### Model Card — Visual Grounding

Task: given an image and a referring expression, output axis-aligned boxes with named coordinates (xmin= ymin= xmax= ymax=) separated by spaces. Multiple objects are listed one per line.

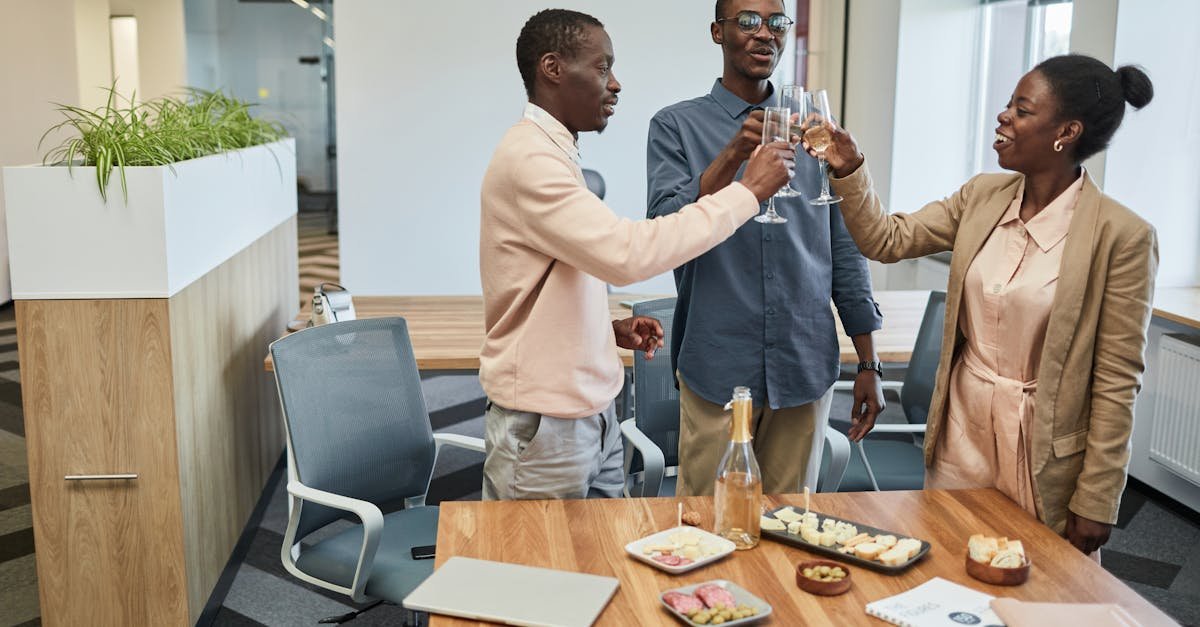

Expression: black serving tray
xmin=760 ymin=506 xmax=931 ymax=574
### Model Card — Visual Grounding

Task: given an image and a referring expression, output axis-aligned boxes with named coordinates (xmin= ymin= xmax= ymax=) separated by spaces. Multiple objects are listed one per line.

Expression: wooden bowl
xmin=795 ymin=560 xmax=852 ymax=596
xmin=965 ymin=552 xmax=1031 ymax=586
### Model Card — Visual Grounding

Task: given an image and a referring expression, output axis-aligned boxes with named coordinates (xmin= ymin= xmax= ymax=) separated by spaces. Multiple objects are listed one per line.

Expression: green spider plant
xmin=39 ymin=86 xmax=287 ymax=203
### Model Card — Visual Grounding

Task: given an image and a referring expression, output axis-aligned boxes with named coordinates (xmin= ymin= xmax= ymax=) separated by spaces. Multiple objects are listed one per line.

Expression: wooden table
xmin=1153 ymin=287 xmax=1200 ymax=329
xmin=430 ymin=490 xmax=1175 ymax=626
xmin=264 ymin=290 xmax=931 ymax=371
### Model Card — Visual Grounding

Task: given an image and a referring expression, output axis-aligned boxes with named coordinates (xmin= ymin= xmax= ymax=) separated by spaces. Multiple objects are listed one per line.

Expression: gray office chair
xmin=620 ymin=298 xmax=851 ymax=497
xmin=270 ymin=318 xmax=485 ymax=622
xmin=582 ymin=168 xmax=606 ymax=200
xmin=837 ymin=290 xmax=946 ymax=491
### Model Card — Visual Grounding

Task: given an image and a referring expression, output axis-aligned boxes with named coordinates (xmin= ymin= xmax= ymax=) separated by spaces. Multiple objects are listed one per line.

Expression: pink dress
xmin=926 ymin=174 xmax=1084 ymax=518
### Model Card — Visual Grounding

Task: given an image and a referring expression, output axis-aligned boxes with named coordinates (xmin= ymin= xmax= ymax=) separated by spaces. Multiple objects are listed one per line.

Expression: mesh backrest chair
xmin=582 ymin=168 xmax=606 ymax=200
xmin=622 ymin=298 xmax=680 ymax=496
xmin=842 ymin=290 xmax=946 ymax=491
xmin=270 ymin=317 xmax=484 ymax=619
xmin=620 ymin=298 xmax=851 ymax=496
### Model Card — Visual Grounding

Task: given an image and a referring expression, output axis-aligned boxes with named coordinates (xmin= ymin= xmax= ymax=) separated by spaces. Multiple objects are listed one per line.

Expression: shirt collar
xmin=709 ymin=78 xmax=776 ymax=119
xmin=523 ymin=102 xmax=580 ymax=164
xmin=999 ymin=170 xmax=1086 ymax=252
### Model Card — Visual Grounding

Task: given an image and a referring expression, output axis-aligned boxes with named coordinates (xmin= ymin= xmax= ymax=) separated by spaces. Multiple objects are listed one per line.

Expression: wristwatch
xmin=857 ymin=361 xmax=883 ymax=377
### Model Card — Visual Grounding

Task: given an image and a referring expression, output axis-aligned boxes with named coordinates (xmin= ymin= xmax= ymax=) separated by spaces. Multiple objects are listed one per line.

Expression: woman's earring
xmin=1053 ymin=139 xmax=1064 ymax=152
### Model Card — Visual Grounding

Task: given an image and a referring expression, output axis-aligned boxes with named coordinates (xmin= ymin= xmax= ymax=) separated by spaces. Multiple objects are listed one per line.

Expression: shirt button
xmin=766 ymin=343 xmax=775 ymax=350
xmin=766 ymin=271 xmax=775 ymax=280
xmin=764 ymin=234 xmax=772 ymax=242
xmin=992 ymin=284 xmax=1002 ymax=294
xmin=767 ymin=308 xmax=776 ymax=315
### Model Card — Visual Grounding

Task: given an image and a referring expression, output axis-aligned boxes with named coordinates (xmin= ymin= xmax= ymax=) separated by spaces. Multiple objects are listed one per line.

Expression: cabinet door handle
xmin=64 ymin=474 xmax=138 ymax=481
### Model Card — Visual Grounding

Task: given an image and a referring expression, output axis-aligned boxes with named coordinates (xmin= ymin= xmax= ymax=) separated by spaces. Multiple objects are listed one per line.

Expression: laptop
xmin=402 ymin=557 xmax=620 ymax=627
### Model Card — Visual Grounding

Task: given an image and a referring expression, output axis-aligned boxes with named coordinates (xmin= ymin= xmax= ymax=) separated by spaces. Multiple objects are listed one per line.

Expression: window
xmin=972 ymin=0 xmax=1073 ymax=173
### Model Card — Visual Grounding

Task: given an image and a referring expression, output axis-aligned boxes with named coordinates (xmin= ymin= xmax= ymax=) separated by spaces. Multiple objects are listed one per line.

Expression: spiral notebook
xmin=865 ymin=577 xmax=1005 ymax=627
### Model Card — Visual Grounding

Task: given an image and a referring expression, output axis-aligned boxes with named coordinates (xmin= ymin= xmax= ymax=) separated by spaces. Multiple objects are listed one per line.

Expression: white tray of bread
xmin=760 ymin=505 xmax=930 ymax=573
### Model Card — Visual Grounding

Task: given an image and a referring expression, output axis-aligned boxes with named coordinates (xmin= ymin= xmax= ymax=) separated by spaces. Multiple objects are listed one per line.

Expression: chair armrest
xmin=434 ymin=433 xmax=486 ymax=454
xmin=820 ymin=426 xmax=851 ymax=493
xmin=620 ymin=418 xmax=666 ymax=498
xmin=282 ymin=481 xmax=384 ymax=602
xmin=867 ymin=424 xmax=927 ymax=434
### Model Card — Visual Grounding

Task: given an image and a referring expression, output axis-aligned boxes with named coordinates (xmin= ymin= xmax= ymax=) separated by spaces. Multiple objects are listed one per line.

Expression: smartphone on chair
xmin=411 ymin=544 xmax=436 ymax=560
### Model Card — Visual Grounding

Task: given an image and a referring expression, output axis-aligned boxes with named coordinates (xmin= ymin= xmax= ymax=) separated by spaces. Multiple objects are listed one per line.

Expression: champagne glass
xmin=773 ymin=84 xmax=804 ymax=198
xmin=754 ymin=107 xmax=790 ymax=224
xmin=803 ymin=89 xmax=843 ymax=206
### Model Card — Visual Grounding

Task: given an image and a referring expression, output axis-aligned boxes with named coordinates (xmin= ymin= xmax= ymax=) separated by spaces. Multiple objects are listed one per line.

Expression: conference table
xmin=428 ymin=489 xmax=1176 ymax=626
xmin=264 ymin=290 xmax=932 ymax=372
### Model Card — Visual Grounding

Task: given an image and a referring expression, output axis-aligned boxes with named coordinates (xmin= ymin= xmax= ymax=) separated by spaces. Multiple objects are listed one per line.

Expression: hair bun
xmin=1117 ymin=65 xmax=1153 ymax=110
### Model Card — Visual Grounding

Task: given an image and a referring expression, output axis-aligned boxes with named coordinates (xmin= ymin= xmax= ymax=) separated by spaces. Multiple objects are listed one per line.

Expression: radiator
xmin=1149 ymin=334 xmax=1200 ymax=487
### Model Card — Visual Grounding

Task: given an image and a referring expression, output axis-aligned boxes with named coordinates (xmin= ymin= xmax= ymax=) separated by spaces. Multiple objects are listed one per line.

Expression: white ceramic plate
xmin=659 ymin=579 xmax=772 ymax=625
xmin=624 ymin=526 xmax=736 ymax=574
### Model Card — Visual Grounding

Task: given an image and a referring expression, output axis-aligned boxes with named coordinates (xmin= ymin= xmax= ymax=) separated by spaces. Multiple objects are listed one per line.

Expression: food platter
xmin=625 ymin=526 xmax=736 ymax=574
xmin=760 ymin=506 xmax=930 ymax=573
xmin=659 ymin=580 xmax=772 ymax=625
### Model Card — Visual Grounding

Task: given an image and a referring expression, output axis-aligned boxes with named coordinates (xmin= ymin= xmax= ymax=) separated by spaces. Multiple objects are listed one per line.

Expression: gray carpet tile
xmin=0 ymin=433 xmax=31 ymax=491
xmin=0 ymin=393 xmax=26 ymax=440
xmin=0 ymin=483 xmax=30 ymax=511
xmin=1107 ymin=499 xmax=1200 ymax=566
xmin=0 ymin=554 xmax=40 ymax=627
xmin=209 ymin=607 xmax=267 ymax=627
xmin=257 ymin=477 xmax=291 ymax=537
xmin=1124 ymin=579 xmax=1200 ymax=627
xmin=419 ymin=374 xmax=486 ymax=411
xmin=0 ymin=528 xmax=35 ymax=563
xmin=1170 ymin=541 xmax=1200 ymax=596
xmin=221 ymin=564 xmax=356 ymax=626
xmin=1101 ymin=549 xmax=1183 ymax=588
xmin=0 ymin=505 xmax=32 ymax=537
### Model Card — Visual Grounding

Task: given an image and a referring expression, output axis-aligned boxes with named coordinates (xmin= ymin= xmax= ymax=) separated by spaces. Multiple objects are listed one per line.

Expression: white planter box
xmin=3 ymin=138 xmax=296 ymax=299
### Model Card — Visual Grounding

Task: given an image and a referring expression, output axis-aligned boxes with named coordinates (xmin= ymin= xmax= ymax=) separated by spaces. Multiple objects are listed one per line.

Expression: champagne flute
xmin=754 ymin=107 xmax=790 ymax=224
xmin=773 ymin=84 xmax=804 ymax=198
xmin=803 ymin=89 xmax=843 ymax=206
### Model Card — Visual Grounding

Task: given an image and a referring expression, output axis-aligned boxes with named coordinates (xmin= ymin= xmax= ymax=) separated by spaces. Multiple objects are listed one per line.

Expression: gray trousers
xmin=482 ymin=401 xmax=624 ymax=500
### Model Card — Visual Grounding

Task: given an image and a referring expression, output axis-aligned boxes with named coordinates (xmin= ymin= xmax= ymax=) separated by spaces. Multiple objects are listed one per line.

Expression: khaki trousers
xmin=481 ymin=401 xmax=624 ymax=500
xmin=677 ymin=375 xmax=833 ymax=496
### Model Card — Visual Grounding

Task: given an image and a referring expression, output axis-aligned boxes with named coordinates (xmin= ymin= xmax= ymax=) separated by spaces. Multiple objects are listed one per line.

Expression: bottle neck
xmin=730 ymin=397 xmax=752 ymax=443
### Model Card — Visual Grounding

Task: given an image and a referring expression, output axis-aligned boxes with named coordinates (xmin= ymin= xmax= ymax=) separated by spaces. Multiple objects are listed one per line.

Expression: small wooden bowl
xmin=965 ymin=553 xmax=1031 ymax=586
xmin=796 ymin=560 xmax=852 ymax=596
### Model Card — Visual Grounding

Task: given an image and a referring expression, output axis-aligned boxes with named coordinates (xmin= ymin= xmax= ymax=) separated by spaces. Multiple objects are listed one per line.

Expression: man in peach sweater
xmin=478 ymin=9 xmax=794 ymax=500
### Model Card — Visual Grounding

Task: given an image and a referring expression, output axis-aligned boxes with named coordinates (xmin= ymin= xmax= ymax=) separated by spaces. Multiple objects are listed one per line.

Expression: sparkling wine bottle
xmin=713 ymin=386 xmax=763 ymax=550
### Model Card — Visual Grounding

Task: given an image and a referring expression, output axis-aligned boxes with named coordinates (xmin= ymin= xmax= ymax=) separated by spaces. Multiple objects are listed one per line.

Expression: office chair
xmin=270 ymin=318 xmax=485 ymax=624
xmin=836 ymin=290 xmax=946 ymax=491
xmin=620 ymin=298 xmax=851 ymax=497
xmin=582 ymin=168 xmax=606 ymax=200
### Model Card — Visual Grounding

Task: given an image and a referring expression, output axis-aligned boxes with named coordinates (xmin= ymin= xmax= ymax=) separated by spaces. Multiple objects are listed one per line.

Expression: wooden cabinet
xmin=18 ymin=219 xmax=297 ymax=625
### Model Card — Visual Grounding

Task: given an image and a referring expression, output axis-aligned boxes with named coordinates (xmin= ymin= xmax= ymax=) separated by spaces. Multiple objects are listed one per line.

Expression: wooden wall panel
xmin=169 ymin=217 xmax=298 ymax=622
xmin=17 ymin=299 xmax=189 ymax=626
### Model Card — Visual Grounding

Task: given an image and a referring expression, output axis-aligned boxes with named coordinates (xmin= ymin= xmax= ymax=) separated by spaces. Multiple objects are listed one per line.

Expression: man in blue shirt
xmin=646 ymin=0 xmax=885 ymax=496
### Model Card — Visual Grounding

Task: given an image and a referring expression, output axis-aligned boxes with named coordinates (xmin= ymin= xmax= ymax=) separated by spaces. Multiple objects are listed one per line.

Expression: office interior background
xmin=1 ymin=0 xmax=1198 ymax=625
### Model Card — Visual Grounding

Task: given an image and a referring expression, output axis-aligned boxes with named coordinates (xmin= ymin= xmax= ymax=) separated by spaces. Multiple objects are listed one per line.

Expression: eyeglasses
xmin=716 ymin=11 xmax=795 ymax=36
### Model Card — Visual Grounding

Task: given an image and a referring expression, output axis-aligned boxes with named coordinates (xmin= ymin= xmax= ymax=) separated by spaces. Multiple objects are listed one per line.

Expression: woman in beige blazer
xmin=809 ymin=55 xmax=1157 ymax=555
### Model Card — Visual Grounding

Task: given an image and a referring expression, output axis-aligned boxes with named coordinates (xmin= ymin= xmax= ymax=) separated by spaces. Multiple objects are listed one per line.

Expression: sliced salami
xmin=662 ymin=591 xmax=704 ymax=614
xmin=652 ymin=554 xmax=683 ymax=566
xmin=694 ymin=583 xmax=737 ymax=609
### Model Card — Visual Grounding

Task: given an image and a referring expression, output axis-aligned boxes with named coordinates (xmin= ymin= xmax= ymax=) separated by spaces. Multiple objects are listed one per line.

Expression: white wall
xmin=109 ymin=0 xmax=187 ymax=101
xmin=0 ymin=0 xmax=100 ymax=304
xmin=337 ymin=1 xmax=795 ymax=296
xmin=1068 ymin=0 xmax=1118 ymax=185
xmin=1105 ymin=0 xmax=1200 ymax=288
